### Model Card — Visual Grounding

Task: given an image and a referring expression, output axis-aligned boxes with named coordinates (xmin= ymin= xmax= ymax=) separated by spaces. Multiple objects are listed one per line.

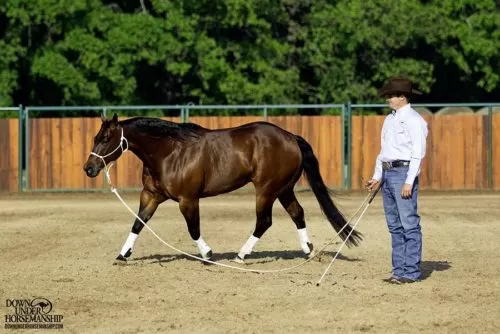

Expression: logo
xmin=5 ymin=298 xmax=63 ymax=330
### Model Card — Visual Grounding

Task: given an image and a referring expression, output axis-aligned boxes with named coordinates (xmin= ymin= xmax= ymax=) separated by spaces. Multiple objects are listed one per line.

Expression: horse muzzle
xmin=83 ymin=162 xmax=101 ymax=178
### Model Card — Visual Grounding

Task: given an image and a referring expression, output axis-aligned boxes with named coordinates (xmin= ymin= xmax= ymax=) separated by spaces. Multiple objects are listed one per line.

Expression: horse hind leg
xmin=279 ymin=189 xmax=314 ymax=258
xmin=115 ymin=189 xmax=165 ymax=263
xmin=179 ymin=198 xmax=213 ymax=262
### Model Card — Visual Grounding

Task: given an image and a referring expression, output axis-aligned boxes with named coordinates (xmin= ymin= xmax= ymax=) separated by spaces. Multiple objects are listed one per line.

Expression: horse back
xmin=198 ymin=122 xmax=303 ymax=194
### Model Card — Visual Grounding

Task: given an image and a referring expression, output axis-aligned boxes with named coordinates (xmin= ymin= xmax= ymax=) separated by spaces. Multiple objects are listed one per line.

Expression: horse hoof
xmin=113 ymin=254 xmax=128 ymax=266
xmin=231 ymin=256 xmax=245 ymax=264
xmin=306 ymin=250 xmax=316 ymax=259
xmin=307 ymin=242 xmax=314 ymax=252
xmin=203 ymin=250 xmax=213 ymax=260
xmin=200 ymin=250 xmax=213 ymax=265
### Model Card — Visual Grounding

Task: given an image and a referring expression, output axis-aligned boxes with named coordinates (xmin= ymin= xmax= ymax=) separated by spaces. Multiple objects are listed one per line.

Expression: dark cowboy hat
xmin=378 ymin=76 xmax=422 ymax=97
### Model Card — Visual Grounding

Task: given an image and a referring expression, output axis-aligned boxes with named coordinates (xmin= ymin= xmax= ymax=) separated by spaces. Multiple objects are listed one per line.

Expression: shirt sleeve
xmin=372 ymin=155 xmax=383 ymax=181
xmin=405 ymin=117 xmax=428 ymax=185
xmin=372 ymin=117 xmax=387 ymax=181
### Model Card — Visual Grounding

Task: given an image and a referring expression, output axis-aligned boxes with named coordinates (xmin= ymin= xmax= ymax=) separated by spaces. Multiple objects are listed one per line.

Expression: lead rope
xmin=316 ymin=181 xmax=384 ymax=285
xmin=93 ymin=133 xmax=377 ymax=275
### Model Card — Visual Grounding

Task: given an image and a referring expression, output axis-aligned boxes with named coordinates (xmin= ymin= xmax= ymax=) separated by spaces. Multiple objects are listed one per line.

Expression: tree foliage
xmin=0 ymin=0 xmax=498 ymax=115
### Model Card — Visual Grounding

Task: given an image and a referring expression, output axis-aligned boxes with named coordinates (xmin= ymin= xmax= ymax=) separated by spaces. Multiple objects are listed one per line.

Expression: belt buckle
xmin=382 ymin=161 xmax=392 ymax=170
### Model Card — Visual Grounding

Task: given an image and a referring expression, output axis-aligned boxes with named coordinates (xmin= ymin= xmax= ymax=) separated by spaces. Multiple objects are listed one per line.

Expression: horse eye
xmin=103 ymin=136 xmax=111 ymax=143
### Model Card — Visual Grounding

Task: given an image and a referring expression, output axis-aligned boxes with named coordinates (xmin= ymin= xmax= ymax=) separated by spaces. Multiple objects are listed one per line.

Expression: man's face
xmin=386 ymin=95 xmax=408 ymax=110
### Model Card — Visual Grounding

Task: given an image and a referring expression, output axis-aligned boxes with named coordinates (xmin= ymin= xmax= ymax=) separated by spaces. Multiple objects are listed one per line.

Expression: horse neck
xmin=121 ymin=125 xmax=175 ymax=169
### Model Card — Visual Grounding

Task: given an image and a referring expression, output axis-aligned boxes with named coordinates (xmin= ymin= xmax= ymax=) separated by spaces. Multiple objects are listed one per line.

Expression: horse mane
xmin=120 ymin=117 xmax=206 ymax=141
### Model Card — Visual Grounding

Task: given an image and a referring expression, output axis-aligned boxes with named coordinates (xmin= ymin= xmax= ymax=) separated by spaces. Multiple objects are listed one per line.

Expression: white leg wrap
xmin=238 ymin=235 xmax=260 ymax=259
xmin=120 ymin=232 xmax=138 ymax=256
xmin=297 ymin=228 xmax=312 ymax=254
xmin=195 ymin=237 xmax=212 ymax=258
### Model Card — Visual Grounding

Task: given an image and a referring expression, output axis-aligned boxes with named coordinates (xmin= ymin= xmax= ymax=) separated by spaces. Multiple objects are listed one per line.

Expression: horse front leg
xmin=179 ymin=198 xmax=212 ymax=261
xmin=115 ymin=189 xmax=165 ymax=263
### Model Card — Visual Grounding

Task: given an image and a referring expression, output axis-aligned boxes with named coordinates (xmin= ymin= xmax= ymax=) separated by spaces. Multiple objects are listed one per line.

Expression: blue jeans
xmin=382 ymin=166 xmax=422 ymax=280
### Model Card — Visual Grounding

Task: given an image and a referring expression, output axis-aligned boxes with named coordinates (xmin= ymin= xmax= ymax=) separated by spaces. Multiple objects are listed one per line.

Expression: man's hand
xmin=401 ymin=183 xmax=412 ymax=199
xmin=365 ymin=179 xmax=380 ymax=192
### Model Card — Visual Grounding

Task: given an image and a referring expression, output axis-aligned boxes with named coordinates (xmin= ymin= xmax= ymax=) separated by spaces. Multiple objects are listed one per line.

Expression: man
xmin=366 ymin=76 xmax=428 ymax=284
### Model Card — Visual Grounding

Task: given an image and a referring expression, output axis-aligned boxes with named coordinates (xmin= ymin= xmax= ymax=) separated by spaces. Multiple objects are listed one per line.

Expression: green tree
xmin=0 ymin=0 xmax=498 ymax=115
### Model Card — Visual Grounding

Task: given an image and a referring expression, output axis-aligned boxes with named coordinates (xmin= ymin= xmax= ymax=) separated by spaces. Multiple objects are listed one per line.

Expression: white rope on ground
xmin=316 ymin=182 xmax=383 ymax=285
xmin=315 ymin=200 xmax=371 ymax=285
xmin=91 ymin=133 xmax=376 ymax=274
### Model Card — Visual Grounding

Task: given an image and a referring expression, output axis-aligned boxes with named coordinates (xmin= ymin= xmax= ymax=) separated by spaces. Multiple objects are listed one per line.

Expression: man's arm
xmin=405 ymin=117 xmax=427 ymax=186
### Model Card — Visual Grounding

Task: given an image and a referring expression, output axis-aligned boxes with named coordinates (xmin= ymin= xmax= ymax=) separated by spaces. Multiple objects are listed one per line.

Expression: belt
xmin=382 ymin=160 xmax=410 ymax=170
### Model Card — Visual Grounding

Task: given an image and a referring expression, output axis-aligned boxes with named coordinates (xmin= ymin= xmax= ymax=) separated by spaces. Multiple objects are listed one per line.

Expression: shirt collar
xmin=392 ymin=103 xmax=412 ymax=119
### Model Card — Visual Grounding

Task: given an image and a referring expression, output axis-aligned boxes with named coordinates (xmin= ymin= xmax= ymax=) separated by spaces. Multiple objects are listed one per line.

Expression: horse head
xmin=83 ymin=113 xmax=127 ymax=178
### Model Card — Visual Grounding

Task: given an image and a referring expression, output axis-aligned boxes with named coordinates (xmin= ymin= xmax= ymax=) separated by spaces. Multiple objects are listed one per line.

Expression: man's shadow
xmin=420 ymin=261 xmax=451 ymax=280
xmin=130 ymin=250 xmax=362 ymax=265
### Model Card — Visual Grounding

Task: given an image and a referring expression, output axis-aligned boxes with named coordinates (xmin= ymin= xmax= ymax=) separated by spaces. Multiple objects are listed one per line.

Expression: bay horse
xmin=83 ymin=114 xmax=362 ymax=263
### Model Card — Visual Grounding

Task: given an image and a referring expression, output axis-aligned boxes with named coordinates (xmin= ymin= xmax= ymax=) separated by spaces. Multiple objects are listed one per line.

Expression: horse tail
xmin=295 ymin=135 xmax=362 ymax=247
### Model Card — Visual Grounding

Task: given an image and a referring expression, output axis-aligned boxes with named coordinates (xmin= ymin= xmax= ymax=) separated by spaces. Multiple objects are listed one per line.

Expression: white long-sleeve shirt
xmin=372 ymin=103 xmax=428 ymax=185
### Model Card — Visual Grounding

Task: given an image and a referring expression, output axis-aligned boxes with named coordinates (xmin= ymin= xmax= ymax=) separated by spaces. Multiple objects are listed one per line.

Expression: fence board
xmin=449 ymin=116 xmax=465 ymax=188
xmin=61 ymin=119 xmax=73 ymax=188
xmin=419 ymin=115 xmax=433 ymax=188
xmin=189 ymin=116 xmax=263 ymax=129
xmin=350 ymin=116 xmax=385 ymax=189
xmin=493 ymin=115 xmax=500 ymax=189
xmin=28 ymin=119 xmax=38 ymax=190
xmin=50 ymin=119 xmax=61 ymax=189
xmin=0 ymin=119 xmax=19 ymax=192
xmin=0 ymin=120 xmax=11 ymax=191
xmin=8 ymin=120 xmax=19 ymax=192
xmin=43 ymin=119 xmax=52 ymax=189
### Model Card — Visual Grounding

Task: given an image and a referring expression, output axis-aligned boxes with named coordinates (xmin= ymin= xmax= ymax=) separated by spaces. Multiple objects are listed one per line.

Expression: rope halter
xmin=90 ymin=127 xmax=129 ymax=186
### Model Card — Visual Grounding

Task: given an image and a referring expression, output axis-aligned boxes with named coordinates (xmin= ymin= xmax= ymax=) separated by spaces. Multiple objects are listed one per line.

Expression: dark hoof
xmin=307 ymin=242 xmax=314 ymax=252
xmin=203 ymin=250 xmax=213 ymax=259
xmin=305 ymin=242 xmax=315 ymax=259
xmin=124 ymin=249 xmax=132 ymax=258
xmin=113 ymin=254 xmax=128 ymax=266
xmin=202 ymin=250 xmax=213 ymax=265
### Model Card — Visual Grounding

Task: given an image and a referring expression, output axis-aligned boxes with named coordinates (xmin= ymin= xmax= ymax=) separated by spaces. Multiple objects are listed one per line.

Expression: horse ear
xmin=112 ymin=113 xmax=118 ymax=124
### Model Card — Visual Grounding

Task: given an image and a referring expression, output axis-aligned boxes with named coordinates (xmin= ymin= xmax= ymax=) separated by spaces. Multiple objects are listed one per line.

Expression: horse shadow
xmin=131 ymin=250 xmax=362 ymax=265
xmin=420 ymin=260 xmax=451 ymax=280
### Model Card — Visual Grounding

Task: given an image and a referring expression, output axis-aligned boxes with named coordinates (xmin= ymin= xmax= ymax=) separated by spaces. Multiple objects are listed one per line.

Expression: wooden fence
xmin=0 ymin=115 xmax=499 ymax=192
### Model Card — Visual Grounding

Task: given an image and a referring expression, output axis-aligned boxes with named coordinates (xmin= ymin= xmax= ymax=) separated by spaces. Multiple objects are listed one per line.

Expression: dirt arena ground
xmin=1 ymin=189 xmax=499 ymax=333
